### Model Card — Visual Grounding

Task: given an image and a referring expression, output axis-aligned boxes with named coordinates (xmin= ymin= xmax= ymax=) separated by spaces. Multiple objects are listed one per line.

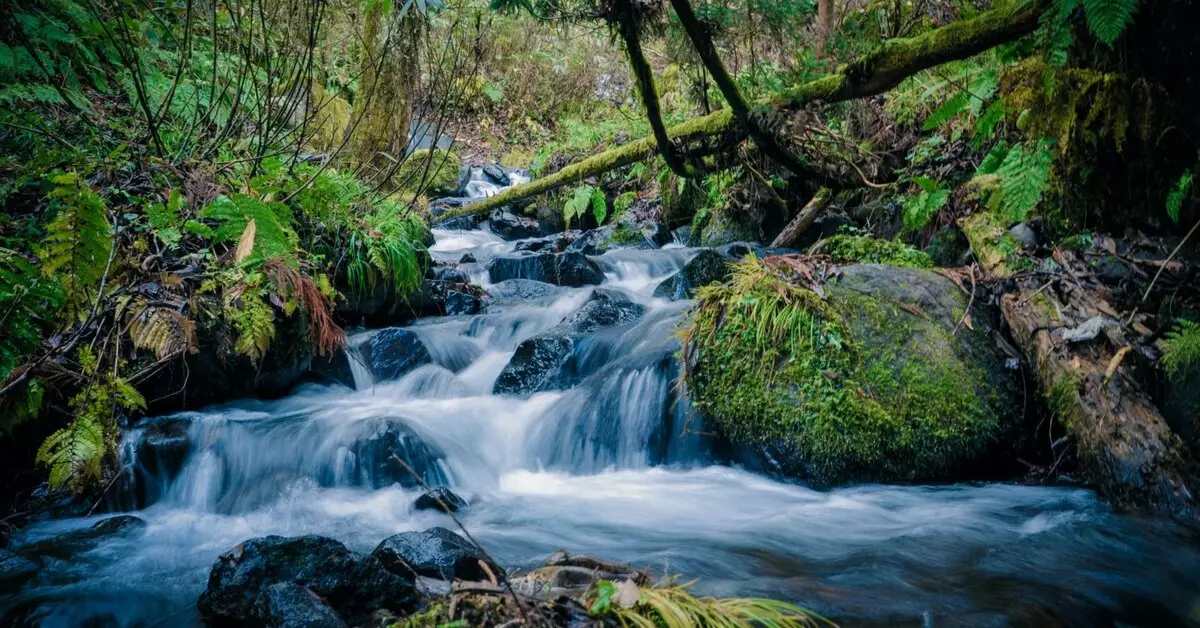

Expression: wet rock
xmin=482 ymin=164 xmax=511 ymax=186
xmin=652 ymin=249 xmax=732 ymax=300
xmin=1162 ymin=364 xmax=1200 ymax=455
xmin=489 ymin=209 xmax=541 ymax=240
xmin=371 ymin=527 xmax=500 ymax=582
xmin=444 ymin=290 xmax=482 ymax=316
xmin=515 ymin=235 xmax=571 ymax=253
xmin=0 ymin=549 xmax=39 ymax=589
xmin=197 ymin=535 xmax=416 ymax=627
xmin=566 ymin=227 xmax=614 ymax=256
xmin=361 ymin=329 xmax=432 ymax=382
xmin=485 ymin=252 xmax=604 ymax=287
xmin=925 ymin=225 xmax=972 ymax=267
xmin=494 ymin=290 xmax=645 ymax=395
xmin=437 ymin=214 xmax=483 ymax=231
xmin=486 ymin=279 xmax=560 ymax=305
xmin=642 ymin=221 xmax=672 ymax=248
xmin=413 ymin=488 xmax=467 ymax=513
xmin=459 ymin=253 xmax=476 ymax=264
xmin=428 ymin=197 xmax=472 ymax=217
xmin=353 ymin=419 xmax=448 ymax=489
xmin=253 ymin=583 xmax=347 ymax=628
xmin=700 ymin=210 xmax=759 ymax=247
xmin=309 ymin=350 xmax=356 ymax=389
xmin=1009 ymin=222 xmax=1039 ymax=248
xmin=429 ymin=265 xmax=469 ymax=283
xmin=672 ymin=226 xmax=693 ymax=246
xmin=11 ymin=516 xmax=147 ymax=561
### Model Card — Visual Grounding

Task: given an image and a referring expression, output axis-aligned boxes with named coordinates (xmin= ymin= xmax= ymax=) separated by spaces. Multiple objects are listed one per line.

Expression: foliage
xmin=396 ymin=149 xmax=463 ymax=195
xmin=1163 ymin=320 xmax=1200 ymax=381
xmin=202 ymin=195 xmax=299 ymax=264
xmin=145 ymin=190 xmax=186 ymax=249
xmin=587 ymin=579 xmax=828 ymax=628
xmin=1166 ymin=172 xmax=1193 ymax=225
xmin=971 ymin=140 xmax=1055 ymax=223
xmin=816 ymin=234 xmax=933 ymax=268
xmin=1078 ymin=0 xmax=1140 ymax=46
xmin=563 ymin=184 xmax=607 ymax=227
xmin=0 ymin=249 xmax=63 ymax=433
xmin=902 ymin=177 xmax=950 ymax=232
xmin=38 ymin=173 xmax=112 ymax=321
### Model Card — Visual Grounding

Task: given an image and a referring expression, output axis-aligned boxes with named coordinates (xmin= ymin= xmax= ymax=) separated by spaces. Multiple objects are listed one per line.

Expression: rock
xmin=486 ymin=279 xmax=560 ymax=305
xmin=11 ymin=516 xmax=147 ymax=561
xmin=371 ymin=527 xmax=500 ymax=582
xmin=362 ymin=329 xmax=432 ymax=382
xmin=687 ymin=262 xmax=1022 ymax=486
xmin=429 ymin=265 xmax=469 ymax=283
xmin=485 ymin=252 xmax=603 ymax=287
xmin=515 ymin=235 xmax=571 ymax=253
xmin=91 ymin=515 xmax=147 ymax=536
xmin=642 ymin=222 xmax=672 ymax=248
xmin=413 ymin=488 xmax=467 ymax=513
xmin=672 ymin=226 xmax=693 ymax=246
xmin=459 ymin=253 xmax=476 ymax=264
xmin=253 ymin=583 xmax=347 ymax=628
xmin=700 ymin=209 xmax=759 ymax=247
xmin=111 ymin=416 xmax=193 ymax=510
xmin=1009 ymin=222 xmax=1039 ymax=248
xmin=1162 ymin=364 xmax=1200 ymax=455
xmin=436 ymin=214 xmax=483 ymax=231
xmin=0 ymin=549 xmax=39 ymax=589
xmin=793 ymin=214 xmax=854 ymax=251
xmin=566 ymin=227 xmax=614 ymax=256
xmin=482 ymin=164 xmax=511 ymax=186
xmin=308 ymin=351 xmax=356 ymax=389
xmin=444 ymin=290 xmax=482 ymax=316
xmin=197 ymin=535 xmax=416 ymax=627
xmin=353 ymin=419 xmax=449 ymax=489
xmin=488 ymin=209 xmax=541 ymax=240
xmin=925 ymin=225 xmax=972 ymax=267
xmin=652 ymin=249 xmax=733 ymax=300
xmin=494 ymin=290 xmax=644 ymax=394
xmin=428 ymin=197 xmax=473 ymax=217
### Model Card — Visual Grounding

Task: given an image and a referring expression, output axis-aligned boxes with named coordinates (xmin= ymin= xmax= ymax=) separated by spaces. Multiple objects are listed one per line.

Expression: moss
xmin=1044 ymin=368 xmax=1082 ymax=432
xmin=816 ymin=234 xmax=934 ymax=268
xmin=613 ymin=191 xmax=638 ymax=220
xmin=397 ymin=149 xmax=461 ymax=196
xmin=606 ymin=223 xmax=648 ymax=247
xmin=684 ymin=258 xmax=1006 ymax=485
xmin=959 ymin=212 xmax=1019 ymax=276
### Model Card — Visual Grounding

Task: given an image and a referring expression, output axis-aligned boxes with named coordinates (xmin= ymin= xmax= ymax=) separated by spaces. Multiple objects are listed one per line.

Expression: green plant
xmin=816 ymin=234 xmax=934 ymax=268
xmin=145 ymin=189 xmax=186 ymax=248
xmin=38 ymin=173 xmax=112 ymax=320
xmin=972 ymin=140 xmax=1055 ymax=223
xmin=563 ymin=184 xmax=606 ymax=227
xmin=902 ymin=177 xmax=950 ymax=232
xmin=587 ymin=579 xmax=828 ymax=628
xmin=1166 ymin=171 xmax=1194 ymax=224
xmin=202 ymin=194 xmax=298 ymax=264
xmin=1163 ymin=320 xmax=1200 ymax=380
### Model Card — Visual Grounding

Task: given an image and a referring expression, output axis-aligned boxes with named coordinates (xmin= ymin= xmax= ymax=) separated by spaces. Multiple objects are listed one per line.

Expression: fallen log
xmin=770 ymin=188 xmax=831 ymax=248
xmin=1001 ymin=280 xmax=1200 ymax=522
xmin=437 ymin=0 xmax=1047 ymax=222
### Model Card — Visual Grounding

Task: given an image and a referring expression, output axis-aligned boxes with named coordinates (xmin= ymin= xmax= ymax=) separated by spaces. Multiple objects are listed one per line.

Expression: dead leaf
xmin=1104 ymin=346 xmax=1133 ymax=385
xmin=235 ymin=219 xmax=256 ymax=264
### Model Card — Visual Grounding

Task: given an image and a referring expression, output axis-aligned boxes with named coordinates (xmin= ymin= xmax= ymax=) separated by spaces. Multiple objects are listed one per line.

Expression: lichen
xmin=684 ymin=257 xmax=1006 ymax=485
xmin=815 ymin=234 xmax=934 ymax=268
xmin=959 ymin=212 xmax=1019 ymax=276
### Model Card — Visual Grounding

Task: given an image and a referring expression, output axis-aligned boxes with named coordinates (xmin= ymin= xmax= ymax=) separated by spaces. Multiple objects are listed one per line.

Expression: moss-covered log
xmin=1001 ymin=285 xmax=1200 ymax=522
xmin=437 ymin=0 xmax=1047 ymax=222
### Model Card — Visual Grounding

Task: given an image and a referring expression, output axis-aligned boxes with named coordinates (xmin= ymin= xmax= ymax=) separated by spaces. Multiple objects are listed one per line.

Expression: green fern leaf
xmin=229 ymin=292 xmax=276 ymax=361
xmin=923 ymin=91 xmax=970 ymax=131
xmin=37 ymin=412 xmax=105 ymax=491
xmin=591 ymin=188 xmax=608 ymax=226
xmin=202 ymin=194 xmax=297 ymax=263
xmin=1166 ymin=172 xmax=1193 ymax=225
xmin=1082 ymin=0 xmax=1138 ymax=45
xmin=972 ymin=100 xmax=1006 ymax=148
xmin=994 ymin=140 xmax=1055 ymax=222
xmin=1163 ymin=320 xmax=1200 ymax=380
xmin=38 ymin=173 xmax=112 ymax=318
xmin=975 ymin=141 xmax=1011 ymax=176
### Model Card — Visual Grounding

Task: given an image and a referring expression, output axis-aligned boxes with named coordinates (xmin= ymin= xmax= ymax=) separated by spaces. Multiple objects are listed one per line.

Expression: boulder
xmin=686 ymin=261 xmax=1023 ymax=486
xmin=699 ymin=209 xmax=759 ymax=247
xmin=444 ymin=290 xmax=482 ymax=316
xmin=488 ymin=209 xmax=540 ymax=240
xmin=485 ymin=252 xmax=604 ymax=287
xmin=494 ymin=290 xmax=645 ymax=395
xmin=515 ymin=235 xmax=571 ymax=254
xmin=361 ymin=329 xmax=432 ymax=382
xmin=459 ymin=253 xmax=477 ymax=264
xmin=436 ymin=214 xmax=484 ymax=231
xmin=485 ymin=279 xmax=560 ymax=306
xmin=308 ymin=351 xmax=356 ymax=389
xmin=371 ymin=527 xmax=500 ymax=582
xmin=197 ymin=535 xmax=416 ymax=627
xmin=652 ymin=249 xmax=733 ymax=300
xmin=482 ymin=164 xmax=511 ymax=186
xmin=0 ymin=549 xmax=39 ymax=590
xmin=429 ymin=265 xmax=469 ymax=283
xmin=353 ymin=419 xmax=449 ymax=489
xmin=413 ymin=488 xmax=467 ymax=514
xmin=253 ymin=583 xmax=347 ymax=628
xmin=428 ymin=197 xmax=473 ymax=217
xmin=555 ymin=252 xmax=606 ymax=287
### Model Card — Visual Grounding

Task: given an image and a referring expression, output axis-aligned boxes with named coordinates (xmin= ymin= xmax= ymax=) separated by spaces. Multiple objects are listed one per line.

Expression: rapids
xmin=3 ymin=185 xmax=1199 ymax=627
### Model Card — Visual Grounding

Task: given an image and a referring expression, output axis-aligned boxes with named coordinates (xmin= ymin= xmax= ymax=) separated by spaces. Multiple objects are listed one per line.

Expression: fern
xmin=202 ymin=194 xmax=298 ymax=263
xmin=1166 ymin=172 xmax=1193 ymax=225
xmin=228 ymin=290 xmax=276 ymax=361
xmin=563 ymin=185 xmax=599 ymax=227
xmin=127 ymin=300 xmax=198 ymax=360
xmin=38 ymin=173 xmax=112 ymax=319
xmin=1081 ymin=0 xmax=1139 ymax=46
xmin=923 ymin=91 xmax=970 ymax=132
xmin=973 ymin=140 xmax=1055 ymax=223
xmin=903 ymin=177 xmax=950 ymax=232
xmin=972 ymin=99 xmax=1006 ymax=148
xmin=0 ymin=249 xmax=63 ymax=379
xmin=146 ymin=190 xmax=186 ymax=248
xmin=1163 ymin=320 xmax=1200 ymax=381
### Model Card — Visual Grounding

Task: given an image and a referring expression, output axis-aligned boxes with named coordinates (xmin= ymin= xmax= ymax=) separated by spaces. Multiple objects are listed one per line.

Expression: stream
xmin=2 ymin=171 xmax=1200 ymax=627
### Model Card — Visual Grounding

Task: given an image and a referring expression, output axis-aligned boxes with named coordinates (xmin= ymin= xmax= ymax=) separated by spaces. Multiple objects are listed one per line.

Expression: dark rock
xmin=444 ymin=290 xmax=482 ymax=316
xmin=672 ymin=226 xmax=693 ymax=246
xmin=642 ymin=222 xmax=672 ymax=248
xmin=566 ymin=227 xmax=614 ymax=256
xmin=653 ymin=249 xmax=733 ymax=300
xmin=353 ymin=419 xmax=448 ymax=489
xmin=253 ymin=583 xmax=347 ymax=628
xmin=1094 ymin=255 xmax=1133 ymax=285
xmin=459 ymin=253 xmax=477 ymax=264
xmin=555 ymin=252 xmax=605 ymax=287
xmin=371 ymin=527 xmax=500 ymax=582
xmin=91 ymin=515 xmax=147 ymax=536
xmin=482 ymin=164 xmax=511 ymax=186
xmin=454 ymin=166 xmax=471 ymax=196
xmin=494 ymin=290 xmax=644 ymax=394
xmin=309 ymin=350 xmax=356 ymax=389
xmin=0 ymin=549 xmax=39 ymax=589
xmin=925 ymin=225 xmax=972 ymax=267
xmin=111 ymin=416 xmax=195 ymax=510
xmin=488 ymin=209 xmax=541 ymax=240
xmin=700 ymin=210 xmax=759 ymax=247
xmin=428 ymin=197 xmax=472 ymax=217
xmin=485 ymin=280 xmax=560 ymax=308
xmin=413 ymin=488 xmax=467 ymax=513
xmin=197 ymin=535 xmax=416 ymax=627
xmin=12 ymin=516 xmax=147 ymax=560
xmin=719 ymin=242 xmax=767 ymax=260
xmin=1009 ymin=222 xmax=1039 ymax=248
xmin=1162 ymin=364 xmax=1200 ymax=455
xmin=515 ymin=235 xmax=570 ymax=253
xmin=362 ymin=329 xmax=432 ymax=382
xmin=429 ymin=265 xmax=468 ymax=283
xmin=436 ymin=214 xmax=483 ymax=231
xmin=793 ymin=214 xmax=853 ymax=251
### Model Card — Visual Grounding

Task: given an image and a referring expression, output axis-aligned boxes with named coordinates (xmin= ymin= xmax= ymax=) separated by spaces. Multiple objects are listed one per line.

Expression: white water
xmin=4 ymin=180 xmax=1200 ymax=627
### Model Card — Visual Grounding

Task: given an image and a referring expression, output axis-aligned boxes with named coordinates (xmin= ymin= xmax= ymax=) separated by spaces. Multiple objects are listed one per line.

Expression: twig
xmin=1127 ymin=216 xmax=1200 ymax=325
xmin=952 ymin=264 xmax=978 ymax=336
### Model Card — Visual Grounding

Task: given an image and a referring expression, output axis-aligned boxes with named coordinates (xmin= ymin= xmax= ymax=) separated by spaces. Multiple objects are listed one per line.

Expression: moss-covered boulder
xmin=684 ymin=256 xmax=1022 ymax=485
xmin=397 ymin=149 xmax=461 ymax=196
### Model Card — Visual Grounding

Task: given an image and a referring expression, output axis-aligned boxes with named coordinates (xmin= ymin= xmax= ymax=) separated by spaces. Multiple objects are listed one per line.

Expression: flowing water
xmin=4 ymin=187 xmax=1200 ymax=627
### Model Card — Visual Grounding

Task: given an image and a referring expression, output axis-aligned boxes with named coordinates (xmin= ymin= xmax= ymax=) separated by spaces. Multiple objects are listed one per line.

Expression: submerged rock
xmin=494 ymin=290 xmax=645 ymax=395
xmin=371 ymin=527 xmax=500 ymax=582
xmin=413 ymin=488 xmax=467 ymax=513
xmin=485 ymin=252 xmax=604 ymax=287
xmin=361 ymin=328 xmax=432 ymax=382
xmin=488 ymin=209 xmax=540 ymax=240
xmin=12 ymin=516 xmax=148 ymax=560
xmin=353 ymin=419 xmax=448 ymax=489
xmin=0 ymin=549 xmax=40 ymax=589
xmin=685 ymin=259 xmax=1022 ymax=485
xmin=197 ymin=535 xmax=416 ymax=627
xmin=652 ymin=249 xmax=732 ymax=300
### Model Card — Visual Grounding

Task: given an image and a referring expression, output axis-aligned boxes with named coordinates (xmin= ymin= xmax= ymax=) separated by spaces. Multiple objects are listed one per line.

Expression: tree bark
xmin=435 ymin=0 xmax=1047 ymax=221
xmin=351 ymin=5 xmax=422 ymax=185
xmin=817 ymin=0 xmax=833 ymax=55
xmin=770 ymin=188 xmax=831 ymax=248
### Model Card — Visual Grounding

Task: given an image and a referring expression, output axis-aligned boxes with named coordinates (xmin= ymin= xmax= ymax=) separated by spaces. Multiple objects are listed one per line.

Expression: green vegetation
xmin=586 ymin=579 xmax=830 ymax=628
xmin=1163 ymin=320 xmax=1200 ymax=381
xmin=816 ymin=234 xmax=934 ymax=268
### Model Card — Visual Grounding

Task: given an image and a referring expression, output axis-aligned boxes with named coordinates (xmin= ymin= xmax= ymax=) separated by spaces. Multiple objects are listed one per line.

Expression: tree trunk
xmin=435 ymin=0 xmax=1047 ymax=222
xmin=352 ymin=5 xmax=422 ymax=185
xmin=817 ymin=0 xmax=833 ymax=55
xmin=770 ymin=188 xmax=831 ymax=248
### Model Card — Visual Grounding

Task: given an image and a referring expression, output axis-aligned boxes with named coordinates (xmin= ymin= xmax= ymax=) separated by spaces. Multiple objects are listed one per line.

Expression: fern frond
xmin=0 ymin=248 xmax=63 ymax=379
xmin=1166 ymin=172 xmax=1193 ymax=225
xmin=38 ymin=173 xmax=111 ymax=320
xmin=127 ymin=301 xmax=198 ymax=360
xmin=988 ymin=140 xmax=1055 ymax=223
xmin=1163 ymin=320 xmax=1200 ymax=380
xmin=227 ymin=290 xmax=276 ymax=361
xmin=37 ymin=414 xmax=105 ymax=491
xmin=1081 ymin=0 xmax=1138 ymax=46
xmin=202 ymin=194 xmax=298 ymax=263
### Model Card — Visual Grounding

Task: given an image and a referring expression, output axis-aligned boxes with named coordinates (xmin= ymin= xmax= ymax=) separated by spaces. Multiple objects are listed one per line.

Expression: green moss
xmin=685 ymin=258 xmax=1005 ymax=485
xmin=959 ymin=212 xmax=1019 ymax=276
xmin=613 ymin=191 xmax=638 ymax=220
xmin=1044 ymin=369 xmax=1081 ymax=432
xmin=606 ymin=223 xmax=648 ymax=247
xmin=816 ymin=234 xmax=934 ymax=268
xmin=397 ymin=149 xmax=461 ymax=196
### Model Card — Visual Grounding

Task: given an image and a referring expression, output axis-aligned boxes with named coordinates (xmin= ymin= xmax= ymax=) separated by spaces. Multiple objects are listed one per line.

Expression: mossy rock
xmin=813 ymin=234 xmax=933 ymax=268
xmin=699 ymin=208 xmax=759 ymax=247
xmin=397 ymin=149 xmax=461 ymax=196
xmin=685 ymin=258 xmax=1021 ymax=485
